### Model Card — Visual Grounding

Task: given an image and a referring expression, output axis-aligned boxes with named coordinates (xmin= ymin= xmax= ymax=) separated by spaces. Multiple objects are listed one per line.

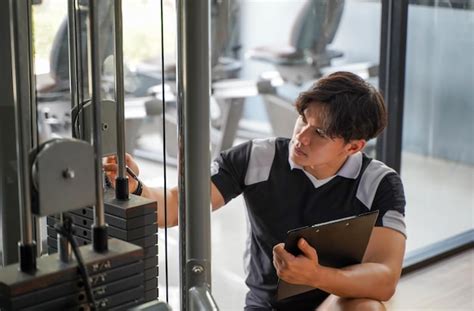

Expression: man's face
xmin=289 ymin=103 xmax=350 ymax=170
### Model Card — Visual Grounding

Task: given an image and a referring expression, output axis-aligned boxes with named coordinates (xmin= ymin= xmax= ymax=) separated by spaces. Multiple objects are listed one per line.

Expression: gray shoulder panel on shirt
xmin=244 ymin=138 xmax=277 ymax=186
xmin=356 ymin=159 xmax=396 ymax=209
xmin=382 ymin=210 xmax=407 ymax=238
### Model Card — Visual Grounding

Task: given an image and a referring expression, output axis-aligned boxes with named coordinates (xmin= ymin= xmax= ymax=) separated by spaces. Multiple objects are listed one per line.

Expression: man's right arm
xmin=140 ymin=185 xmax=179 ymax=228
xmin=140 ymin=182 xmax=225 ymax=228
xmin=103 ymin=154 xmax=226 ymax=228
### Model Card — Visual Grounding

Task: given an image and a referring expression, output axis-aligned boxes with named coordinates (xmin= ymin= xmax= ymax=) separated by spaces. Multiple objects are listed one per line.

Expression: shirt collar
xmin=337 ymin=151 xmax=363 ymax=179
xmin=288 ymin=145 xmax=363 ymax=180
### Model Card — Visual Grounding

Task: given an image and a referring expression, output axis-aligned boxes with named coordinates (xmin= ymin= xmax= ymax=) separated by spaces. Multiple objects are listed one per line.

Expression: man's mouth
xmin=293 ymin=144 xmax=307 ymax=157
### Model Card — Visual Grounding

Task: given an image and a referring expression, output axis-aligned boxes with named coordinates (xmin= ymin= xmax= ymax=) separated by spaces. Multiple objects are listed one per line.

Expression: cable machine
xmin=1 ymin=0 xmax=218 ymax=309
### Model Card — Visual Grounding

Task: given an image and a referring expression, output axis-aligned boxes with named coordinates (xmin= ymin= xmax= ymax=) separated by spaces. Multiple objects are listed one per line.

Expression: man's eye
xmin=315 ymin=129 xmax=327 ymax=138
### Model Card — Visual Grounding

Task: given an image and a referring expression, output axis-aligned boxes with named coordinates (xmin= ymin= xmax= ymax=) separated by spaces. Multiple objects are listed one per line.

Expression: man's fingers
xmin=297 ymin=238 xmax=317 ymax=261
xmin=104 ymin=155 xmax=117 ymax=164
xmin=106 ymin=172 xmax=117 ymax=180
xmin=272 ymin=245 xmax=284 ymax=270
xmin=103 ymin=163 xmax=118 ymax=172
xmin=125 ymin=154 xmax=139 ymax=175
xmin=273 ymin=243 xmax=295 ymax=262
xmin=273 ymin=257 xmax=280 ymax=270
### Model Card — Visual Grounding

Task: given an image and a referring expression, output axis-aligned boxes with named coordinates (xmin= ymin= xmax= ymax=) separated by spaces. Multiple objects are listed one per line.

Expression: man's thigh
xmin=317 ymin=294 xmax=386 ymax=311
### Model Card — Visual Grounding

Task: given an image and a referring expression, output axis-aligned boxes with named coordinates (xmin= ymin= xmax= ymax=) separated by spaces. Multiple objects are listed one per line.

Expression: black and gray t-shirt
xmin=211 ymin=137 xmax=406 ymax=309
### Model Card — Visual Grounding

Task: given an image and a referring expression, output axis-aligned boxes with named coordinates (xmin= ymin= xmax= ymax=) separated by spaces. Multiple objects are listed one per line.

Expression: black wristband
xmin=132 ymin=178 xmax=143 ymax=196
xmin=126 ymin=166 xmax=143 ymax=196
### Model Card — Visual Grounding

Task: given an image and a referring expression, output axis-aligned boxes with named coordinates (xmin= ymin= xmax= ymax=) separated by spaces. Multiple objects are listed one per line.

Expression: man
xmin=104 ymin=71 xmax=406 ymax=310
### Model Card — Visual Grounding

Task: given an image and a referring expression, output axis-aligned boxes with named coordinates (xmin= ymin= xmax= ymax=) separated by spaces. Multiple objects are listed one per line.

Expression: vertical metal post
xmin=26 ymin=0 xmax=37 ymax=151
xmin=87 ymin=0 xmax=108 ymax=252
xmin=376 ymin=0 xmax=408 ymax=173
xmin=0 ymin=110 xmax=20 ymax=265
xmin=25 ymin=0 xmax=38 ymax=258
xmin=113 ymin=0 xmax=129 ymax=200
xmin=0 ymin=0 xmax=21 ymax=266
xmin=9 ymin=0 xmax=37 ymax=272
xmin=57 ymin=214 xmax=72 ymax=263
xmin=68 ymin=0 xmax=79 ymax=111
xmin=57 ymin=0 xmax=81 ymax=263
xmin=69 ymin=1 xmax=89 ymax=138
xmin=26 ymin=0 xmax=40 ymax=259
xmin=177 ymin=0 xmax=216 ymax=309
xmin=176 ymin=2 xmax=187 ymax=307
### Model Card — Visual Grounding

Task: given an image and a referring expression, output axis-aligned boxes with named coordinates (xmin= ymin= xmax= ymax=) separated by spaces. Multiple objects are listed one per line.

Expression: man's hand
xmin=273 ymin=238 xmax=321 ymax=287
xmin=103 ymin=153 xmax=140 ymax=193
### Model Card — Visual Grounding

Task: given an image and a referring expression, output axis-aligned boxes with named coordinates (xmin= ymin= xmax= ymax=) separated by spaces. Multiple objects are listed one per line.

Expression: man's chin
xmin=290 ymin=153 xmax=305 ymax=166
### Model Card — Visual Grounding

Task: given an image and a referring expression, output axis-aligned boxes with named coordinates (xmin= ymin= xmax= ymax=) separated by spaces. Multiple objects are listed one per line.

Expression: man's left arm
xmin=273 ymin=226 xmax=406 ymax=301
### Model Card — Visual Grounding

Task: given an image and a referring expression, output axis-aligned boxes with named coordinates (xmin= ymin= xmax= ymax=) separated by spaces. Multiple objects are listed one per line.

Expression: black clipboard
xmin=275 ymin=210 xmax=379 ymax=303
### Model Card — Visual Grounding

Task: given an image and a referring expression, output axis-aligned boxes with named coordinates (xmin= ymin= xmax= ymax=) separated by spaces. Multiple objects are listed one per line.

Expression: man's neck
xmin=304 ymin=154 xmax=349 ymax=180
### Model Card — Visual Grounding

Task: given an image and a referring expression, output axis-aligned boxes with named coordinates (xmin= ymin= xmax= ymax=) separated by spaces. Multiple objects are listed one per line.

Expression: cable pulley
xmin=30 ymin=138 xmax=95 ymax=217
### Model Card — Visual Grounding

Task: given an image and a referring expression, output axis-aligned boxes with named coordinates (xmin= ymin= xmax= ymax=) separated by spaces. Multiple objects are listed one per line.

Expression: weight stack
xmin=47 ymin=192 xmax=158 ymax=303
xmin=0 ymin=239 xmax=145 ymax=310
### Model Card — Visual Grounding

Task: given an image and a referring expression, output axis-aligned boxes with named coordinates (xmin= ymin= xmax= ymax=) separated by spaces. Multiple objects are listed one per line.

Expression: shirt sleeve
xmin=372 ymin=172 xmax=407 ymax=238
xmin=211 ymin=141 xmax=253 ymax=204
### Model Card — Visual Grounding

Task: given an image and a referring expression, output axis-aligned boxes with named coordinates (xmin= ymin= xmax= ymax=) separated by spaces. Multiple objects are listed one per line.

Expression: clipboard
xmin=275 ymin=210 xmax=379 ymax=303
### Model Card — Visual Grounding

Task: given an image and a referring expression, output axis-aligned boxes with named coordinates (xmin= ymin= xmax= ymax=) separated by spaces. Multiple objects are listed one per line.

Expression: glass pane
xmin=33 ymin=0 xmax=70 ymax=140
xmin=210 ymin=0 xmax=382 ymax=309
xmin=402 ymin=1 xmax=474 ymax=253
xmin=117 ymin=0 xmax=179 ymax=306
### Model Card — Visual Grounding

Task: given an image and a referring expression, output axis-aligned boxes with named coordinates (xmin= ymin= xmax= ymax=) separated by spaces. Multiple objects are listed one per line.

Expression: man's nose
xmin=295 ymin=126 xmax=311 ymax=145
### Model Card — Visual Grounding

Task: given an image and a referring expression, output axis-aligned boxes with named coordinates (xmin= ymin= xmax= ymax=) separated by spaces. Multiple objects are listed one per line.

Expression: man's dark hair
xmin=294 ymin=71 xmax=387 ymax=142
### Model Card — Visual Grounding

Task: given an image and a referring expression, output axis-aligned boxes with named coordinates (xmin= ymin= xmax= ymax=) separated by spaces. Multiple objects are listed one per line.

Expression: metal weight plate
xmin=82 ymin=99 xmax=118 ymax=156
xmin=32 ymin=139 xmax=95 ymax=216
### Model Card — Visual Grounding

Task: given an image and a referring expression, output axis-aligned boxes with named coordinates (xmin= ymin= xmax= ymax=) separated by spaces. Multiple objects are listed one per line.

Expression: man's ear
xmin=346 ymin=139 xmax=366 ymax=155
